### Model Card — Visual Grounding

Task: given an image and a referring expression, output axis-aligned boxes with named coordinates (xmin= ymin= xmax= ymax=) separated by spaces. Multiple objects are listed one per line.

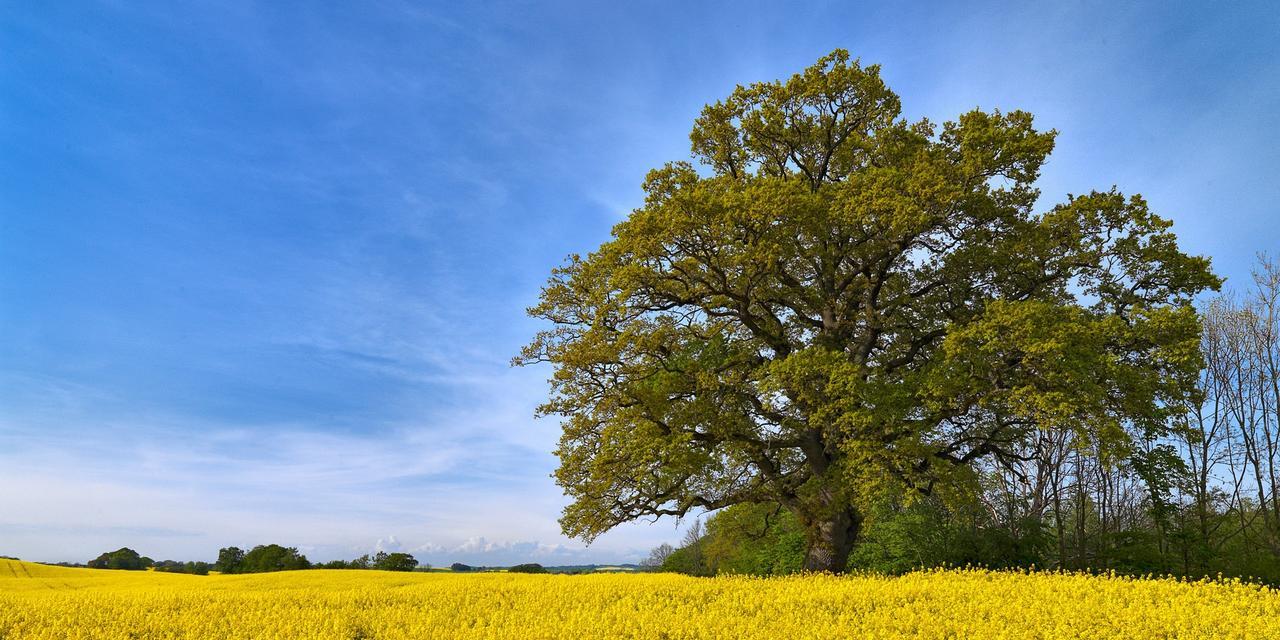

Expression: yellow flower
xmin=2 ymin=558 xmax=1277 ymax=639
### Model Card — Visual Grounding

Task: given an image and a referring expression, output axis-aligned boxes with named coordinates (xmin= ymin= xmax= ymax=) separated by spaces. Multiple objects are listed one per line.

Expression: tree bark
xmin=801 ymin=507 xmax=862 ymax=573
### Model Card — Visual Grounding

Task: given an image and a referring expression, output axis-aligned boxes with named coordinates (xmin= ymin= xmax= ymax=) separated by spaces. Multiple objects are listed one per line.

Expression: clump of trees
xmin=83 ymin=545 xmax=427 ymax=575
xmin=88 ymin=548 xmax=153 ymax=570
xmin=152 ymin=560 xmax=212 ymax=575
xmin=450 ymin=563 xmax=474 ymax=572
xmin=85 ymin=548 xmax=210 ymax=574
xmin=374 ymin=552 xmax=419 ymax=571
xmin=213 ymin=545 xmax=310 ymax=574
xmin=213 ymin=546 xmax=245 ymax=573
xmin=508 ymin=563 xmax=548 ymax=574
xmin=316 ymin=551 xmax=422 ymax=572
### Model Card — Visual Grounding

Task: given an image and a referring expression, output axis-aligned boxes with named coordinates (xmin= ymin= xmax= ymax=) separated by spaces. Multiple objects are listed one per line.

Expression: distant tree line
xmin=645 ymin=257 xmax=1280 ymax=584
xmin=507 ymin=563 xmax=547 ymax=574
xmin=81 ymin=545 xmax=428 ymax=575
xmin=152 ymin=560 xmax=213 ymax=575
xmin=74 ymin=547 xmax=601 ymax=576
xmin=213 ymin=545 xmax=311 ymax=573
xmin=314 ymin=551 xmax=422 ymax=572
xmin=83 ymin=548 xmax=211 ymax=575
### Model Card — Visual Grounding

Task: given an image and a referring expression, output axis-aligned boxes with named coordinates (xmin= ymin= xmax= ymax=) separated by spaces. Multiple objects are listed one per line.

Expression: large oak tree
xmin=517 ymin=50 xmax=1219 ymax=573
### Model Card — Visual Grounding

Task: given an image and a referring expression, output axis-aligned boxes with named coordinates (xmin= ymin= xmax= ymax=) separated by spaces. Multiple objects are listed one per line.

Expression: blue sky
xmin=1 ymin=1 xmax=1277 ymax=565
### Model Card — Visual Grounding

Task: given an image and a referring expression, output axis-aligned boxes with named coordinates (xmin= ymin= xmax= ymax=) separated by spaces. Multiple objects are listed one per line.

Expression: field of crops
xmin=2 ymin=558 xmax=1277 ymax=639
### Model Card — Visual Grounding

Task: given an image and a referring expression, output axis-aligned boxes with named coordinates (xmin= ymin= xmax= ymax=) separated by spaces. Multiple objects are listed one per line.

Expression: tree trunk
xmin=802 ymin=507 xmax=861 ymax=573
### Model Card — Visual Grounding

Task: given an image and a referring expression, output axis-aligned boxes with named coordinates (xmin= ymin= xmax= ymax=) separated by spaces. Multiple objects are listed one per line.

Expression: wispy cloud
xmin=0 ymin=364 xmax=682 ymax=564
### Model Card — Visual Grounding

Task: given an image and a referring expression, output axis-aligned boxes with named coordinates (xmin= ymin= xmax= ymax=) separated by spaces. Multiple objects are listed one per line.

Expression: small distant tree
xmin=508 ymin=563 xmax=548 ymax=574
xmin=374 ymin=552 xmax=419 ymax=572
xmin=450 ymin=562 xmax=473 ymax=572
xmin=214 ymin=547 xmax=245 ymax=574
xmin=153 ymin=560 xmax=211 ymax=575
xmin=87 ymin=548 xmax=149 ymax=570
xmin=240 ymin=544 xmax=310 ymax=573
xmin=640 ymin=543 xmax=675 ymax=569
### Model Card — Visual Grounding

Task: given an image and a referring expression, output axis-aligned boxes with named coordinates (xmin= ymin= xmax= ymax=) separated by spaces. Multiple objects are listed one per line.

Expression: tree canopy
xmin=214 ymin=547 xmax=245 ymax=574
xmin=87 ymin=548 xmax=152 ymax=571
xmin=508 ymin=563 xmax=548 ymax=574
xmin=216 ymin=545 xmax=310 ymax=573
xmin=372 ymin=552 xmax=419 ymax=572
xmin=518 ymin=50 xmax=1219 ymax=572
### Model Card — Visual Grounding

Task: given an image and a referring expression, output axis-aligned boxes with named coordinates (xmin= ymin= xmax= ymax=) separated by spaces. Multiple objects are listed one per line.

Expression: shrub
xmin=508 ymin=563 xmax=547 ymax=574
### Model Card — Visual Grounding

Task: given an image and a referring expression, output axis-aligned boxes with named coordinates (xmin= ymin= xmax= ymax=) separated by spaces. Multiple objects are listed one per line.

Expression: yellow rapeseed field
xmin=2 ymin=558 xmax=1277 ymax=639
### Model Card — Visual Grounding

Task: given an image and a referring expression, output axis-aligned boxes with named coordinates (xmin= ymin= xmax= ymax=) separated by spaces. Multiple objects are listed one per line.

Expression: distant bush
xmin=87 ymin=548 xmax=152 ymax=571
xmin=318 ymin=553 xmax=426 ymax=571
xmin=238 ymin=545 xmax=310 ymax=573
xmin=508 ymin=563 xmax=547 ymax=574
xmin=152 ymin=560 xmax=212 ymax=575
xmin=450 ymin=563 xmax=474 ymax=572
xmin=373 ymin=552 xmax=418 ymax=572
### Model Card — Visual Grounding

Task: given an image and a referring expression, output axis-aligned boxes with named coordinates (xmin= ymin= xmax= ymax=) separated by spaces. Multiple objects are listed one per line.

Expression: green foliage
xmin=450 ymin=563 xmax=474 ymax=572
xmin=508 ymin=563 xmax=548 ymax=574
xmin=701 ymin=504 xmax=806 ymax=576
xmin=214 ymin=547 xmax=245 ymax=574
xmin=849 ymin=497 xmax=1046 ymax=574
xmin=372 ymin=552 xmax=418 ymax=572
xmin=152 ymin=560 xmax=211 ymax=575
xmin=658 ymin=489 xmax=1280 ymax=583
xmin=87 ymin=548 xmax=151 ymax=571
xmin=518 ymin=49 xmax=1218 ymax=572
xmin=660 ymin=545 xmax=710 ymax=576
xmin=658 ymin=505 xmax=805 ymax=576
xmin=315 ymin=553 xmax=424 ymax=571
xmin=1129 ymin=444 xmax=1185 ymax=526
xmin=239 ymin=545 xmax=310 ymax=573
xmin=661 ymin=498 xmax=1045 ymax=577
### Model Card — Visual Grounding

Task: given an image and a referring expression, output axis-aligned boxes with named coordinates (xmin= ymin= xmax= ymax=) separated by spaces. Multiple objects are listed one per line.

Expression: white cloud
xmin=374 ymin=536 xmax=402 ymax=553
xmin=0 ymin=365 xmax=690 ymax=565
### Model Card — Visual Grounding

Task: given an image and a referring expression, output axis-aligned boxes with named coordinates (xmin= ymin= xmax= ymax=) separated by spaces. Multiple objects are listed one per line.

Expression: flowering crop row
xmin=2 ymin=558 xmax=1277 ymax=638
